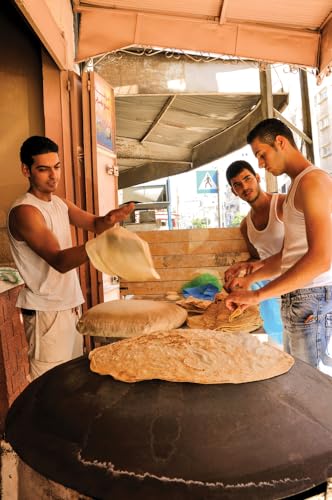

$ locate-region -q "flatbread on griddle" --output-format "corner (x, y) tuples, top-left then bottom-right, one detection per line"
(88, 329), (294, 384)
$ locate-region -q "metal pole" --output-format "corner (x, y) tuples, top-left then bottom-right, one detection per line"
(259, 65), (278, 193)
(217, 169), (222, 227)
(299, 69), (315, 164)
(166, 177), (173, 230)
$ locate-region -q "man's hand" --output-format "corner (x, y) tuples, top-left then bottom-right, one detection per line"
(103, 202), (135, 228)
(226, 275), (252, 292)
(225, 289), (260, 312)
(245, 260), (264, 275)
(224, 262), (248, 283)
(224, 260), (263, 292)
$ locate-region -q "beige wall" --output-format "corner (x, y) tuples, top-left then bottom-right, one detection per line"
(0, 3), (44, 215)
(44, 0), (76, 71)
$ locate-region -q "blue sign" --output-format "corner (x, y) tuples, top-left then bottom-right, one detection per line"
(196, 170), (218, 193)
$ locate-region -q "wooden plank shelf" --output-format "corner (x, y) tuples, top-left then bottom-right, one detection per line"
(121, 227), (249, 297)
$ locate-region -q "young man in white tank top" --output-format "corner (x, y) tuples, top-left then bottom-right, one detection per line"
(225, 119), (332, 376)
(8, 136), (135, 380)
(223, 160), (285, 345)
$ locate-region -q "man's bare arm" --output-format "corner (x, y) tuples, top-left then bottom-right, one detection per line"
(224, 218), (260, 288)
(240, 217), (260, 260)
(65, 200), (135, 233)
(227, 251), (282, 291)
(9, 205), (88, 273)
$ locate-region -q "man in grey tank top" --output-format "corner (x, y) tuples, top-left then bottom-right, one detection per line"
(223, 160), (285, 345)
(8, 136), (135, 380)
(225, 118), (332, 376)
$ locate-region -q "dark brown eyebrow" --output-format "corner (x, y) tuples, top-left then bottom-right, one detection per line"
(36, 162), (61, 168)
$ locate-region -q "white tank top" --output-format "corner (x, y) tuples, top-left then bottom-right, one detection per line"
(281, 165), (332, 288)
(8, 193), (84, 311)
(246, 194), (284, 260)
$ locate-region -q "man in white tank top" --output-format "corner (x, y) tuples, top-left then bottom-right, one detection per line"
(225, 119), (332, 376)
(8, 136), (134, 380)
(223, 160), (285, 345)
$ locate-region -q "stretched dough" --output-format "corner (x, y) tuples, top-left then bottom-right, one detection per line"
(86, 226), (160, 281)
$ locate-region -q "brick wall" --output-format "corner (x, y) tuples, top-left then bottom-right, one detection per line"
(0, 285), (29, 435)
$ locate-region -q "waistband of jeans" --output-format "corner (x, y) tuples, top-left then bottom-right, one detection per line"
(281, 285), (332, 302)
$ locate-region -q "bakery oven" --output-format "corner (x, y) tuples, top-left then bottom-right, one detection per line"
(5, 355), (332, 499)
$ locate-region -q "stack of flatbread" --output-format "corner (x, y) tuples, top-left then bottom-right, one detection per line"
(176, 296), (212, 313)
(77, 300), (188, 338)
(88, 329), (294, 384)
(187, 292), (262, 333)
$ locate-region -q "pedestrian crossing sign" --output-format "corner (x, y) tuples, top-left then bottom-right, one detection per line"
(196, 170), (218, 193)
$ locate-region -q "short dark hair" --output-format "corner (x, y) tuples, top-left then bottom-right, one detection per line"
(20, 136), (59, 169)
(247, 118), (297, 148)
(226, 160), (257, 186)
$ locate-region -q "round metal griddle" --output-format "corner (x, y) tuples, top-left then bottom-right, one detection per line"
(5, 356), (332, 499)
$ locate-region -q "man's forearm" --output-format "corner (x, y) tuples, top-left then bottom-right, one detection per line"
(257, 251), (330, 301)
(93, 203), (135, 234)
(49, 244), (88, 273)
(93, 215), (110, 234)
(244, 252), (281, 285)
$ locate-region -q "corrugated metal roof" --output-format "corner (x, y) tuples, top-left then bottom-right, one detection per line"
(113, 91), (288, 187)
(92, 54), (288, 186)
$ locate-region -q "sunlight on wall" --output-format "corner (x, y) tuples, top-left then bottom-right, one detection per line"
(216, 68), (260, 93)
(167, 79), (186, 91)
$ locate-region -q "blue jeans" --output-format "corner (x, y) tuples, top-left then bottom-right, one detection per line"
(281, 286), (332, 376)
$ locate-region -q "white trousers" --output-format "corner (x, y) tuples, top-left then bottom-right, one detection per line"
(23, 308), (83, 380)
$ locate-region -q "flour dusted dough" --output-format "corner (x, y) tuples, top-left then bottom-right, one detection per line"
(88, 329), (294, 383)
(77, 299), (188, 337)
(86, 226), (160, 281)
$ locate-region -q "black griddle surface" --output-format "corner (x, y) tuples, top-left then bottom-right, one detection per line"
(5, 356), (332, 499)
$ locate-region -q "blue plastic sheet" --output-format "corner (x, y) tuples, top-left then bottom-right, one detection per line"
(182, 284), (219, 300)
(252, 280), (283, 345)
